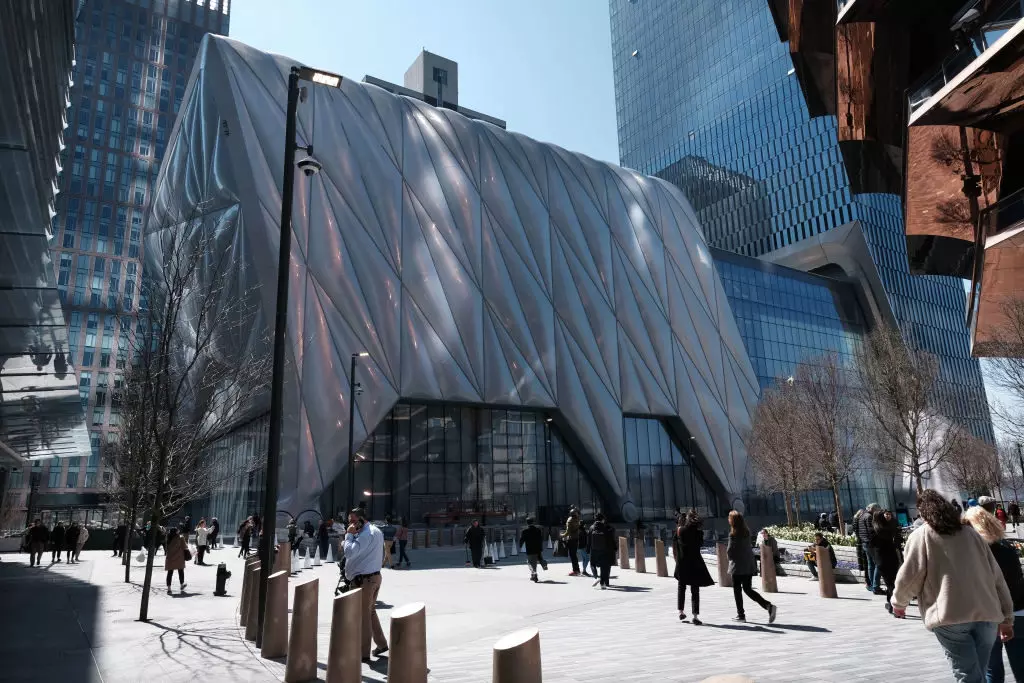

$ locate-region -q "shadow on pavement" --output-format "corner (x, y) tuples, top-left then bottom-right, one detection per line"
(700, 622), (784, 634)
(772, 623), (831, 633)
(0, 557), (100, 682)
(606, 585), (652, 593)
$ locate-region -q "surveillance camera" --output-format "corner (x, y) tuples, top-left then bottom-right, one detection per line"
(297, 156), (322, 177)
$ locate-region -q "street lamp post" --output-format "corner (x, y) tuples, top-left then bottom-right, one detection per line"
(346, 352), (370, 511)
(257, 64), (343, 648)
(688, 435), (697, 511)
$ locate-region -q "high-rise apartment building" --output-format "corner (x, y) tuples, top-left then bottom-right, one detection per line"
(609, 1), (994, 445)
(21, 0), (230, 517)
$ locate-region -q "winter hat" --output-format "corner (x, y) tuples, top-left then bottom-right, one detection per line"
(968, 498), (979, 508)
(978, 496), (996, 507)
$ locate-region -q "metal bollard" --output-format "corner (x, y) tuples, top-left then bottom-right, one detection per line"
(760, 545), (777, 593)
(388, 602), (427, 683)
(285, 578), (319, 682)
(493, 627), (542, 683)
(618, 536), (630, 570)
(634, 538), (647, 573)
(655, 539), (669, 577)
(261, 570), (289, 658)
(326, 588), (362, 683)
(244, 566), (261, 641)
(715, 541), (732, 588)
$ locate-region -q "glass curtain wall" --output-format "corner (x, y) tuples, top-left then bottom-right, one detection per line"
(342, 403), (602, 526)
(187, 415), (269, 530)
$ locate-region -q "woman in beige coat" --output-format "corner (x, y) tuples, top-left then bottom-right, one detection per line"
(164, 527), (188, 594)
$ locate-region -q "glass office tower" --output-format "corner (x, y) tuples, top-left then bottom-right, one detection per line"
(609, 0), (993, 443)
(20, 0), (230, 515)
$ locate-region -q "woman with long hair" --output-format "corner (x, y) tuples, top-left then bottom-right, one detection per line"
(674, 510), (714, 625)
(893, 490), (1013, 682)
(164, 527), (188, 594)
(871, 508), (903, 614)
(963, 506), (1024, 683)
(726, 510), (776, 623)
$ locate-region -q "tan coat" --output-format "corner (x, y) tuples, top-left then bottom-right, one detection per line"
(164, 536), (187, 571)
(893, 524), (1013, 630)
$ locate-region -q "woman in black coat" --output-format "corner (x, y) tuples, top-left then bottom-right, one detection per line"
(587, 514), (617, 589)
(674, 510), (714, 625)
(870, 509), (903, 612)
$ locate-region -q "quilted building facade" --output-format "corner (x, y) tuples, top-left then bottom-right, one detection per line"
(148, 36), (760, 523)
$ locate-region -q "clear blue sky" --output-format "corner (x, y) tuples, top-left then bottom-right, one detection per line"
(229, 0), (620, 164)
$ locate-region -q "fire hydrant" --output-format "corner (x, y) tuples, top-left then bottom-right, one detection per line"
(214, 562), (232, 596)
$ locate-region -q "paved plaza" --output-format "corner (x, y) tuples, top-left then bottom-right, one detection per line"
(0, 544), (964, 682)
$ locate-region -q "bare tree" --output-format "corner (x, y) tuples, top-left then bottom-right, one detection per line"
(0, 489), (22, 531)
(985, 298), (1024, 442)
(945, 434), (1000, 498)
(997, 440), (1024, 506)
(855, 326), (968, 493)
(116, 201), (270, 621)
(747, 379), (815, 526)
(790, 354), (861, 535)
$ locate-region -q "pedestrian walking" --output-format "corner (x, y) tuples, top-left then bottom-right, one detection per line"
(587, 513), (617, 589)
(857, 502), (883, 594)
(65, 521), (81, 564)
(164, 527), (189, 594)
(112, 522), (126, 558)
(871, 508), (904, 614)
(27, 520), (48, 567)
(342, 508), (389, 663)
(394, 518), (411, 568)
(194, 520), (210, 565)
(561, 506), (581, 576)
(1009, 502), (1021, 529)
(674, 510), (713, 625)
(74, 524), (90, 562)
(892, 490), (1013, 683)
(519, 517), (548, 582)
(379, 517), (396, 569)
(464, 519), (486, 568)
(51, 521), (66, 563)
(237, 518), (253, 558)
(963, 506), (1024, 683)
(209, 518), (220, 550)
(578, 520), (593, 578)
(996, 506), (1008, 529)
(726, 511), (776, 624)
(804, 532), (836, 581)
(317, 519), (331, 560)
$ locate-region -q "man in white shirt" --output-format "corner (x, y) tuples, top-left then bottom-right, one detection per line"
(342, 508), (389, 663)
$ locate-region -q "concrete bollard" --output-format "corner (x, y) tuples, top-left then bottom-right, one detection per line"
(618, 536), (630, 570)
(492, 627), (541, 683)
(715, 542), (732, 588)
(655, 539), (669, 577)
(275, 542), (291, 575)
(634, 538), (647, 573)
(388, 602), (427, 683)
(261, 570), (289, 659)
(285, 578), (319, 682)
(326, 588), (362, 683)
(817, 551), (838, 599)
(244, 566), (261, 641)
(760, 545), (777, 593)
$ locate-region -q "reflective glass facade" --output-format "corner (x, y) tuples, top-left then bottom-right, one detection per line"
(20, 0), (230, 504)
(610, 0), (993, 442)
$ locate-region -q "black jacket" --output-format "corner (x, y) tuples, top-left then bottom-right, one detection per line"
(51, 524), (66, 546)
(464, 525), (486, 549)
(870, 513), (902, 569)
(991, 540), (1024, 612)
(28, 525), (49, 545)
(587, 521), (616, 565)
(726, 532), (757, 576)
(65, 526), (80, 547)
(519, 525), (544, 555)
(673, 525), (714, 587)
(856, 512), (875, 545)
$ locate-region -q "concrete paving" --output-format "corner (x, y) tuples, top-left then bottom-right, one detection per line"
(0, 542), (976, 682)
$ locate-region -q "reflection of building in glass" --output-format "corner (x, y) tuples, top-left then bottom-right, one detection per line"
(25, 0), (230, 518)
(0, 1), (91, 526)
(151, 37), (761, 525)
(610, 1), (993, 452)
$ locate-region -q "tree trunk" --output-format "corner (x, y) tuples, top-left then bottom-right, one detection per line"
(793, 491), (802, 526)
(783, 491), (794, 526)
(831, 483), (845, 537)
(139, 447), (168, 622)
(122, 501), (137, 583)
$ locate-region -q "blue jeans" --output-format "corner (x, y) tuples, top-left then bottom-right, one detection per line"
(862, 543), (880, 590)
(933, 621), (998, 683)
(579, 548), (591, 575)
(987, 615), (1024, 683)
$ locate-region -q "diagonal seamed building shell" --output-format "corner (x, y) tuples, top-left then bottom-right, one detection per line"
(146, 35), (760, 519)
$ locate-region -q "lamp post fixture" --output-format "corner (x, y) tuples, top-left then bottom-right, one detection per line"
(257, 63), (343, 648)
(346, 352), (370, 512)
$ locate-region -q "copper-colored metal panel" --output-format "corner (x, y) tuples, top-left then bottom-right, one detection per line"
(905, 125), (1005, 242)
(836, 22), (909, 146)
(974, 228), (1024, 357)
(788, 0), (837, 116)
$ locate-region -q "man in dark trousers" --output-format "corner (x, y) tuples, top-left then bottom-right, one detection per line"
(562, 507), (581, 576)
(519, 517), (547, 582)
(464, 519), (486, 568)
(112, 523), (126, 557)
(51, 521), (66, 563)
(27, 520), (49, 567)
